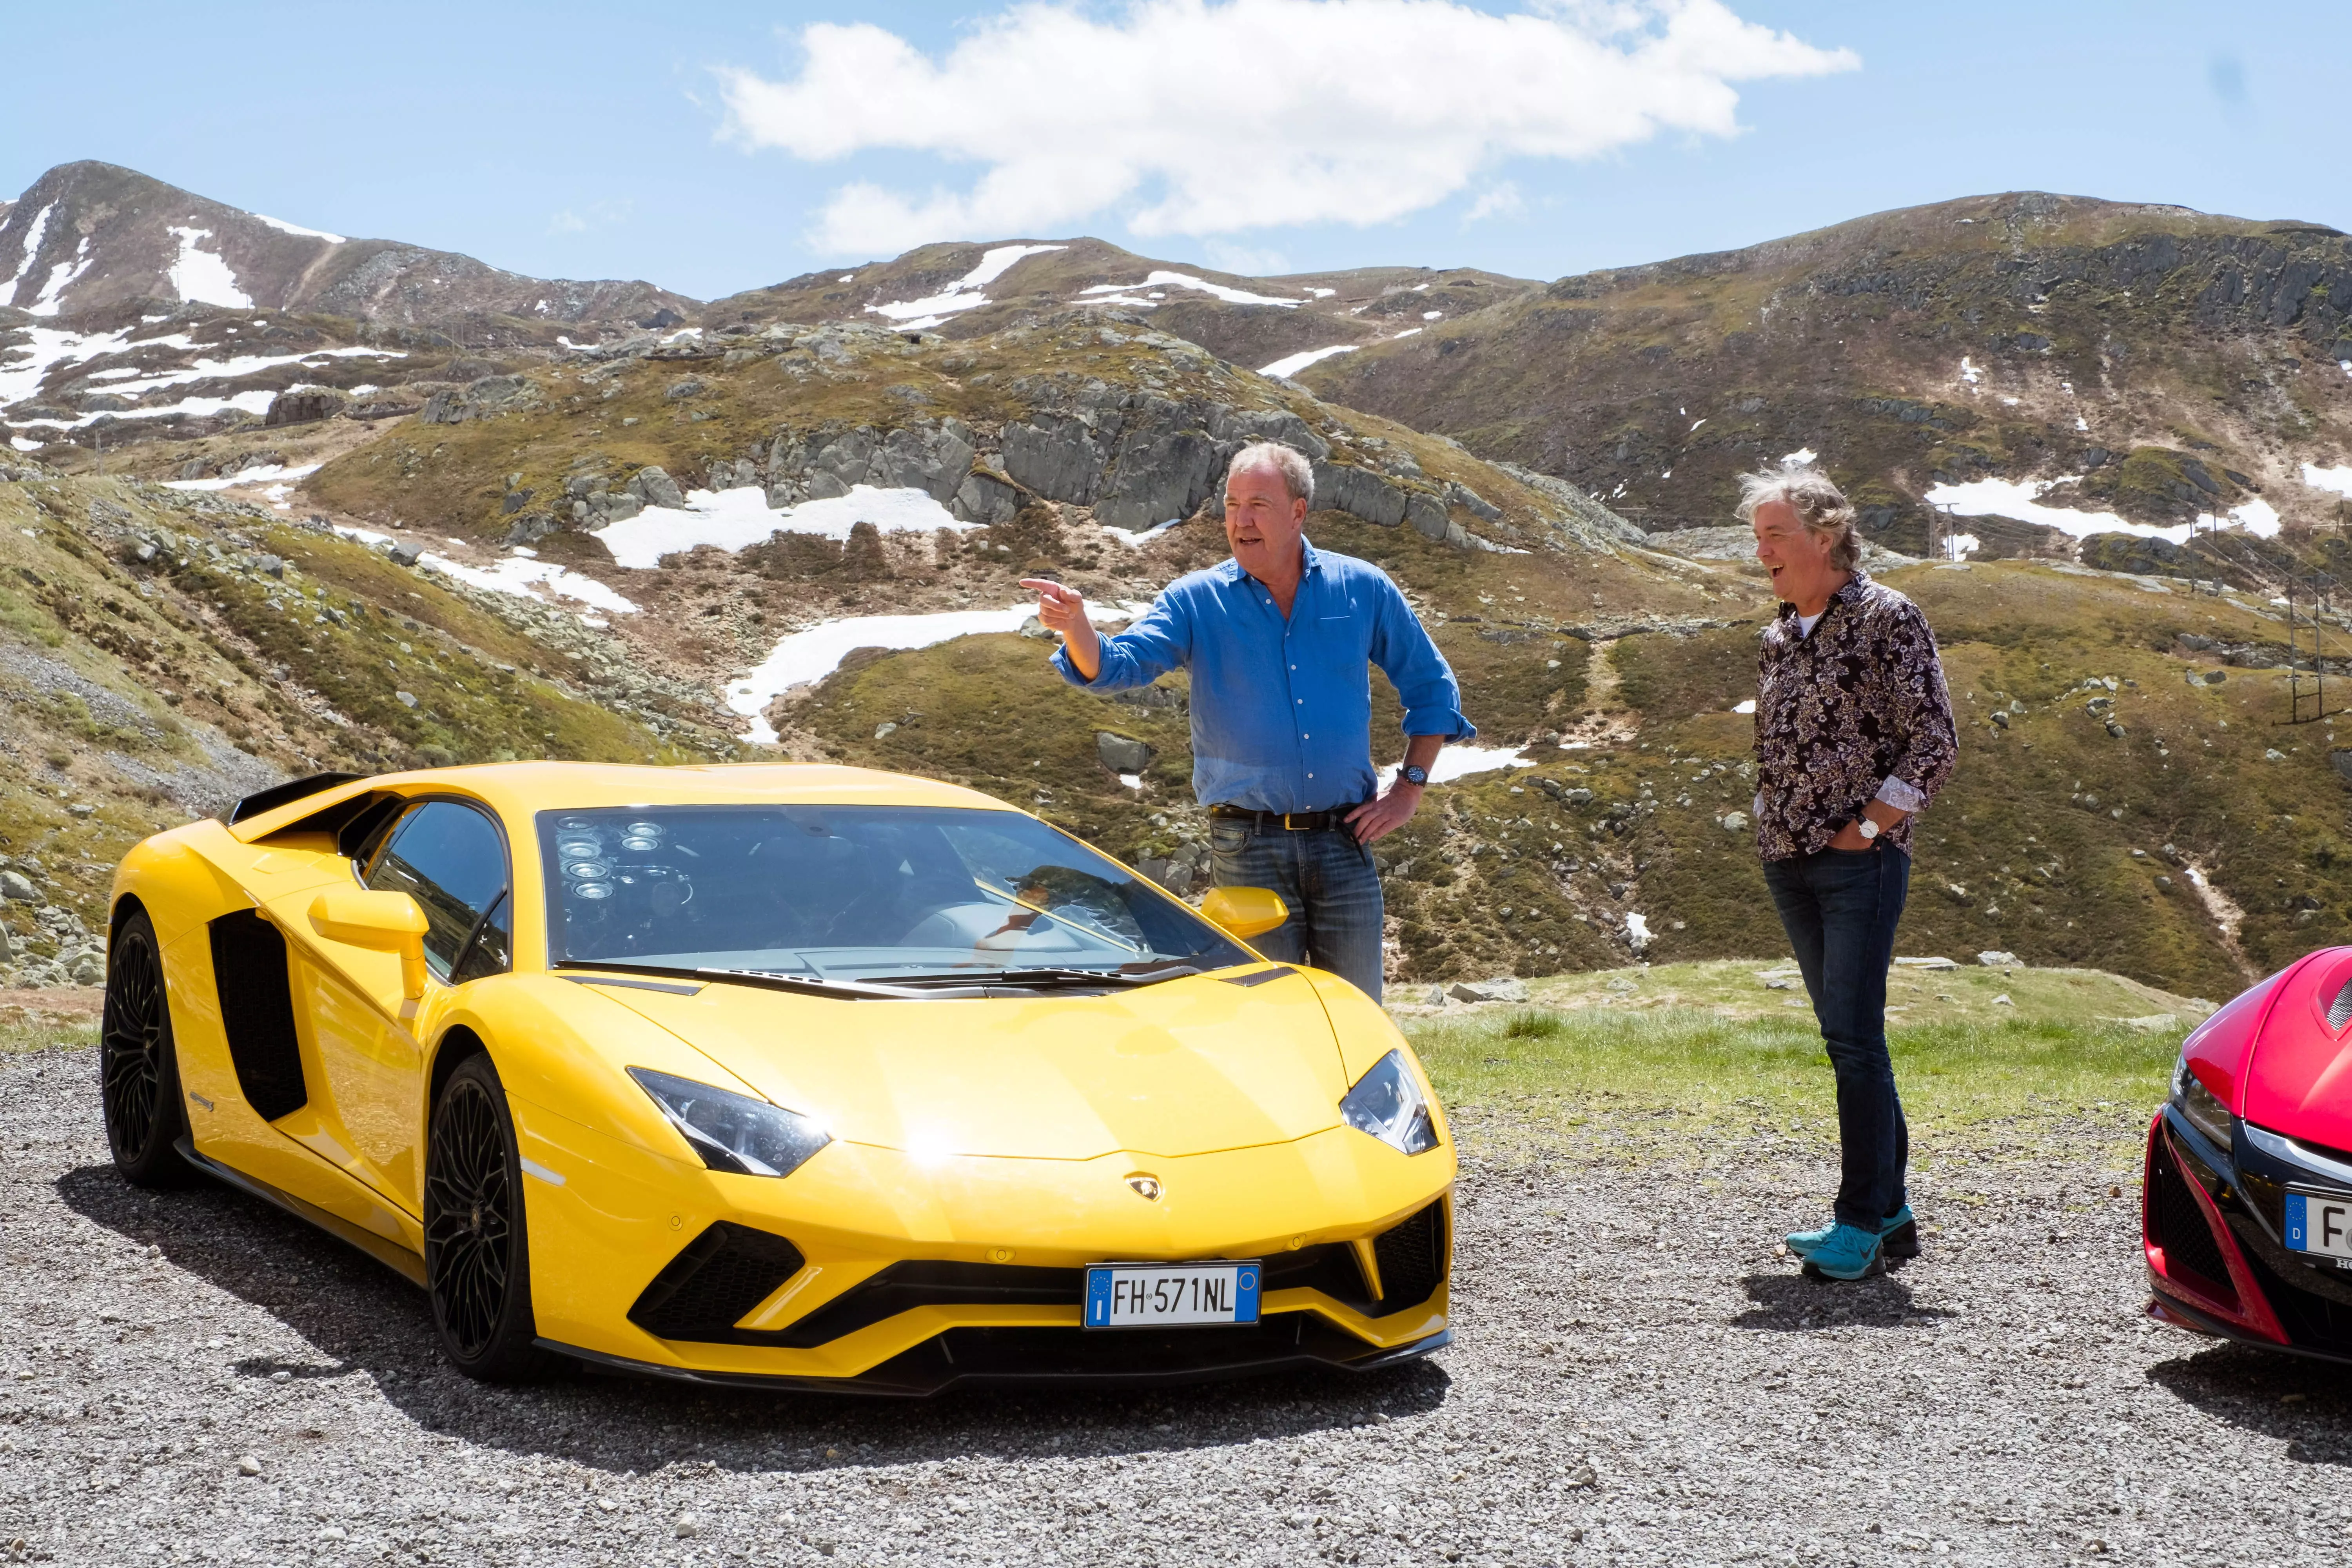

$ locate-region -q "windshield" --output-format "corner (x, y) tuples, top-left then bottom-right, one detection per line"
(537, 804), (1252, 982)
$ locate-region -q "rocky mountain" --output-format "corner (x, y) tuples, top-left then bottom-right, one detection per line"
(706, 237), (1537, 385)
(1, 162), (696, 332)
(13, 168), (2352, 1002)
(1295, 191), (2352, 582)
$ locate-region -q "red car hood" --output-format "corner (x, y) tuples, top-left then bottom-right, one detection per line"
(2240, 948), (2352, 1150)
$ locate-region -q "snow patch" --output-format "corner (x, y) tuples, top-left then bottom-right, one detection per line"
(165, 227), (252, 309)
(26, 237), (92, 316)
(1078, 270), (1301, 308)
(726, 599), (1146, 745)
(254, 214), (347, 244)
(1306, 287), (1335, 299)
(1926, 475), (2283, 546)
(1258, 344), (1357, 379)
(162, 461), (320, 492)
(1944, 532), (1981, 561)
(75, 343), (401, 402)
(1782, 447), (1818, 466)
(592, 484), (971, 572)
(3, 202), (53, 304)
(1376, 745), (1535, 791)
(866, 243), (1066, 328)
(2303, 462), (2352, 500)
(1389, 327), (1422, 340)
(1732, 699), (1756, 715)
(9, 435), (40, 453)
(1958, 357), (1981, 386)
(1101, 517), (1182, 548)
(1625, 912), (1652, 950)
(331, 524), (637, 619)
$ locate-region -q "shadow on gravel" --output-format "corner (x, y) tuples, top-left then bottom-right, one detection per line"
(58, 1162), (1443, 1476)
(1730, 1269), (1956, 1332)
(2147, 1347), (2352, 1466)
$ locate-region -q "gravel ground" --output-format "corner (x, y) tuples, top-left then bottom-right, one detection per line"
(5, 1047), (2350, 1567)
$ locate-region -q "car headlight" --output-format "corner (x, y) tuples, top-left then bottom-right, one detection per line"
(628, 1067), (830, 1178)
(2170, 1054), (2235, 1149)
(1340, 1049), (1439, 1155)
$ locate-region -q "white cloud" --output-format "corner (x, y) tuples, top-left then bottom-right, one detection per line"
(718, 0), (1859, 254)
(1464, 180), (1527, 223)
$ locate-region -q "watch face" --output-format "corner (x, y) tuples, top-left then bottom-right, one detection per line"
(1403, 766), (1428, 786)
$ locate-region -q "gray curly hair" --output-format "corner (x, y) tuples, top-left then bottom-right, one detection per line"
(1736, 464), (1858, 572)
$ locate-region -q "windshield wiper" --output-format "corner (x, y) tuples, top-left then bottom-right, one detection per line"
(871, 965), (1203, 990)
(553, 960), (919, 1001)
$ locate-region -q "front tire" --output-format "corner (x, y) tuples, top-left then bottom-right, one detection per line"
(101, 909), (193, 1187)
(423, 1052), (552, 1381)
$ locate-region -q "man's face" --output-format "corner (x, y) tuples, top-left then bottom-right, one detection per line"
(1224, 463), (1307, 581)
(1752, 498), (1839, 607)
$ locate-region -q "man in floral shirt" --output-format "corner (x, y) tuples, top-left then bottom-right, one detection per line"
(1746, 465), (1957, 1281)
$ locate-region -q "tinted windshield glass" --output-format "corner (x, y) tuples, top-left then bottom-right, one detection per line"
(537, 805), (1251, 980)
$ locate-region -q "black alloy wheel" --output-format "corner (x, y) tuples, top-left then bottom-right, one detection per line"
(423, 1052), (552, 1381)
(101, 909), (192, 1186)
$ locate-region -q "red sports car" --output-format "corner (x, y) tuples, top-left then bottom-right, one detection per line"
(2145, 948), (2352, 1355)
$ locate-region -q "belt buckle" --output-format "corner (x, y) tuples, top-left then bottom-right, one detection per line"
(1282, 811), (1298, 831)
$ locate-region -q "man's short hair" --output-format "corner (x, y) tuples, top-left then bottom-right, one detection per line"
(1227, 441), (1314, 506)
(1737, 463), (1860, 572)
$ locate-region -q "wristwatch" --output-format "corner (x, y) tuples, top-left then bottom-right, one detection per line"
(1400, 764), (1430, 788)
(1856, 817), (1880, 841)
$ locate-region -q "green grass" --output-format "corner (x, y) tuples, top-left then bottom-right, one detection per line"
(1401, 957), (2192, 1158)
(0, 1009), (98, 1054)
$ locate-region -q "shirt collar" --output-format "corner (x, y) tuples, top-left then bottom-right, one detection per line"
(1218, 535), (1320, 584)
(1773, 569), (1871, 625)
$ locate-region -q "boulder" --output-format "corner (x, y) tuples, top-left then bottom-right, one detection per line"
(951, 471), (1020, 526)
(1447, 976), (1528, 1004)
(1976, 950), (2020, 967)
(1310, 461), (1407, 528)
(1403, 491), (1450, 539)
(1096, 732), (1154, 773)
(1445, 481), (1502, 521)
(627, 466), (686, 510)
(0, 871), (40, 904)
(664, 377), (708, 402)
(420, 374), (543, 425)
(1003, 416), (1104, 505)
(1098, 425), (1220, 529)
(814, 428), (877, 488)
(1209, 407), (1330, 461)
(265, 387), (346, 427)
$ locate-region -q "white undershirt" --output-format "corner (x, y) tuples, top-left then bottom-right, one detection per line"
(1796, 610), (1823, 638)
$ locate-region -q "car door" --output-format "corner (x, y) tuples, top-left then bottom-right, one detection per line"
(289, 799), (514, 1213)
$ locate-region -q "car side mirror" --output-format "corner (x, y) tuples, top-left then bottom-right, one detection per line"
(1200, 886), (1288, 941)
(309, 888), (430, 1000)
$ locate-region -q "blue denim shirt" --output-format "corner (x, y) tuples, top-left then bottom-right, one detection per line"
(1051, 539), (1474, 813)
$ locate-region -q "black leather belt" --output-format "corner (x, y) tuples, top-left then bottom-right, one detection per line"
(1209, 803), (1365, 832)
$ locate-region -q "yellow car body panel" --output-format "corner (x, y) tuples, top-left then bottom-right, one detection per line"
(109, 762), (1456, 1391)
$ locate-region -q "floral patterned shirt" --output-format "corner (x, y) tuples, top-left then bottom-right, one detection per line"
(1752, 571), (1956, 861)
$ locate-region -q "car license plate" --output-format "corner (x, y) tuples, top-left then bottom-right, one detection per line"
(1084, 1261), (1261, 1328)
(2285, 1188), (2352, 1262)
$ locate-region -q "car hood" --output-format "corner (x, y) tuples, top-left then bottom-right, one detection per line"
(593, 967), (1352, 1161)
(2241, 948), (2352, 1151)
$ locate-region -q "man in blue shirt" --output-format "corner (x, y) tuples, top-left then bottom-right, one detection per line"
(1023, 441), (1473, 1000)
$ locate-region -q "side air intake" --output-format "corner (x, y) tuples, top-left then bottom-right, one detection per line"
(629, 1223), (806, 1343)
(206, 909), (307, 1121)
(1370, 1200), (1448, 1314)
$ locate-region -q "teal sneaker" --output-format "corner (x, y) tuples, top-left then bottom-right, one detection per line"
(1801, 1224), (1885, 1282)
(1786, 1205), (1917, 1260)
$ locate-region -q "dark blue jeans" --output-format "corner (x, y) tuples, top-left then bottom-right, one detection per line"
(1208, 818), (1385, 1001)
(1762, 845), (1912, 1232)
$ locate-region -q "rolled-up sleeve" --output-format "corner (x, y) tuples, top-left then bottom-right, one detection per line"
(1051, 590), (1192, 691)
(1368, 578), (1475, 741)
(1878, 602), (1956, 810)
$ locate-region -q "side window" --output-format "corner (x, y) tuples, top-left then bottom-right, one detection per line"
(365, 802), (510, 982)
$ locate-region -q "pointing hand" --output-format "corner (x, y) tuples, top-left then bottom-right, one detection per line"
(1020, 578), (1087, 634)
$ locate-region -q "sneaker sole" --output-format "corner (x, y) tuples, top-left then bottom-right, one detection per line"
(1801, 1253), (1885, 1282)
(1881, 1220), (1920, 1259)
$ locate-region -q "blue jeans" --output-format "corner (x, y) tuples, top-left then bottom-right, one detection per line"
(1208, 818), (1385, 1001)
(1762, 845), (1912, 1232)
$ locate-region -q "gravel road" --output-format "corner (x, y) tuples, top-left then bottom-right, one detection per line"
(5, 1046), (2350, 1567)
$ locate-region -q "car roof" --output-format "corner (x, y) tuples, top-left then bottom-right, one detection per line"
(228, 760), (1018, 842)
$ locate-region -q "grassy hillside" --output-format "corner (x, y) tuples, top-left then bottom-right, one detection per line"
(0, 462), (725, 986)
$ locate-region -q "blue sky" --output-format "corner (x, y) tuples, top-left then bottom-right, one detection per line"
(6, 2), (2346, 300)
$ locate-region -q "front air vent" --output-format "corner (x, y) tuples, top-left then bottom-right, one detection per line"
(776, 1261), (1080, 1348)
(2327, 976), (2352, 1033)
(2151, 1144), (2234, 1303)
(207, 910), (307, 1121)
(629, 1222), (806, 1343)
(1370, 1200), (1448, 1314)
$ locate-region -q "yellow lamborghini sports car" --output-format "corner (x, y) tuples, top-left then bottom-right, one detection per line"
(100, 762), (1455, 1393)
